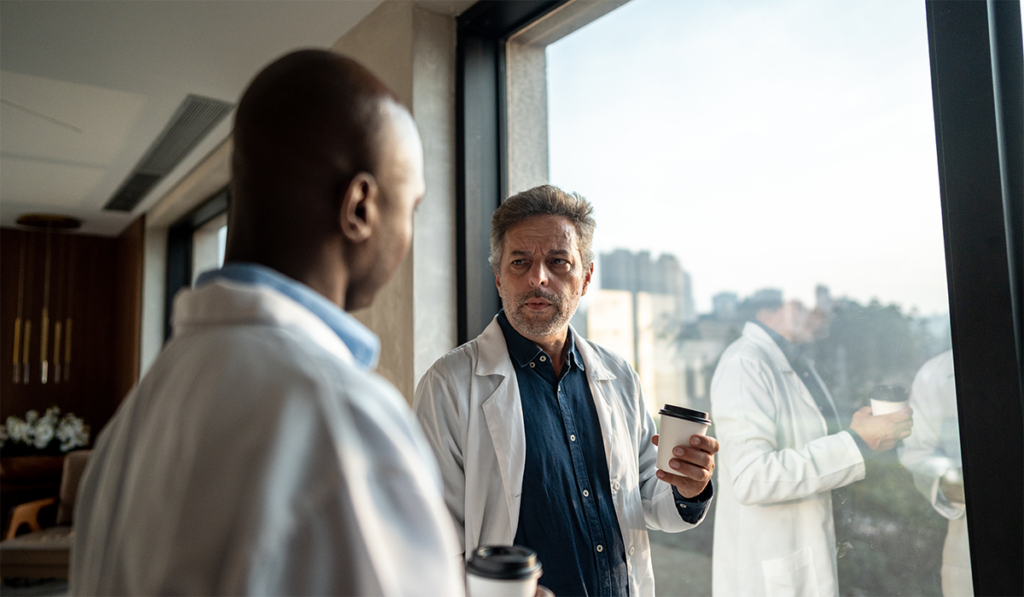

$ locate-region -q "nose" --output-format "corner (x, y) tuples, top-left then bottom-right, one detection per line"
(528, 261), (549, 288)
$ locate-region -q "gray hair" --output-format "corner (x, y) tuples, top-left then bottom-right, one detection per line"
(489, 184), (595, 271)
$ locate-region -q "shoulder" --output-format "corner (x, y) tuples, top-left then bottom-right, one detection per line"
(719, 328), (779, 371)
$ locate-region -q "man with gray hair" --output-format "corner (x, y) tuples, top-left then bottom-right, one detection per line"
(414, 184), (719, 597)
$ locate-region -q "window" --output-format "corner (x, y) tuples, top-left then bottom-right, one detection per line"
(191, 213), (227, 286)
(547, 2), (956, 593)
(164, 187), (228, 340)
(457, 0), (1023, 594)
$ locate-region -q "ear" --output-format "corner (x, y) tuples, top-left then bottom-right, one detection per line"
(494, 267), (503, 299)
(340, 172), (379, 244)
(581, 261), (594, 296)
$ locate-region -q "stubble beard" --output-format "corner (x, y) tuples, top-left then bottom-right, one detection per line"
(504, 288), (577, 339)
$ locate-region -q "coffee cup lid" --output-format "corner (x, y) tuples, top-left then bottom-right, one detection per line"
(659, 404), (711, 425)
(467, 545), (542, 580)
(870, 385), (908, 402)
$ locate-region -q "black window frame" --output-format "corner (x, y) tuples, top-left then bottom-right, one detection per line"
(456, 1), (1024, 594)
(164, 187), (229, 341)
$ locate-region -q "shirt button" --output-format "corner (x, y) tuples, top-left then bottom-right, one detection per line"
(612, 481), (620, 491)
(596, 545), (604, 553)
(540, 356), (547, 362)
(583, 489), (590, 497)
(529, 362), (536, 368)
(570, 434), (576, 442)
(628, 546), (635, 556)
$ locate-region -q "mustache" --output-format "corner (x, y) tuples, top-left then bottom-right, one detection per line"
(517, 289), (561, 306)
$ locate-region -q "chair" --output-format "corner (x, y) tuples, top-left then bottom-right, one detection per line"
(0, 450), (90, 580)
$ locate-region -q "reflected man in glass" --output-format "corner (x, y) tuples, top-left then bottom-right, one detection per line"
(899, 349), (973, 596)
(710, 300), (913, 597)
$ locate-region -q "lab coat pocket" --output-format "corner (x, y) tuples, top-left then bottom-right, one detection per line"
(761, 547), (819, 597)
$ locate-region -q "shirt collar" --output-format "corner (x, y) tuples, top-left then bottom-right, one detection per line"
(496, 310), (584, 371)
(195, 263), (380, 370)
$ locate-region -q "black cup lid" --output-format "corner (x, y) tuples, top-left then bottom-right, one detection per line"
(870, 385), (908, 402)
(467, 545), (542, 580)
(659, 404), (711, 424)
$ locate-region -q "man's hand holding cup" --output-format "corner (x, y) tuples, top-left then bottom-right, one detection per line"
(653, 405), (719, 498)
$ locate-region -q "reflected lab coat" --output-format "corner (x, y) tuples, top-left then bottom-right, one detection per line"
(899, 350), (973, 596)
(71, 279), (464, 596)
(413, 318), (706, 597)
(710, 323), (866, 597)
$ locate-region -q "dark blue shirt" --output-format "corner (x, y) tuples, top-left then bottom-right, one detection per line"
(499, 311), (710, 597)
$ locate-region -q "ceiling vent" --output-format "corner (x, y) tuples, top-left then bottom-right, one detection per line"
(104, 94), (233, 212)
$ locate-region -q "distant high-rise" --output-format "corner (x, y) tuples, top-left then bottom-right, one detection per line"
(594, 249), (696, 415)
(816, 284), (833, 314)
(713, 292), (739, 318)
(600, 249), (695, 322)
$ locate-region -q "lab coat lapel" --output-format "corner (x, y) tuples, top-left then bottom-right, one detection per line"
(744, 322), (829, 437)
(475, 318), (526, 531)
(574, 328), (620, 479)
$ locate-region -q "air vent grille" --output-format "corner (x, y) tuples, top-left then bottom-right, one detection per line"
(104, 94), (233, 212)
(104, 172), (162, 212)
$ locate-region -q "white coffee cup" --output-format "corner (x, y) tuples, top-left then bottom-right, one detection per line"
(657, 404), (711, 474)
(870, 385), (909, 416)
(466, 545), (542, 597)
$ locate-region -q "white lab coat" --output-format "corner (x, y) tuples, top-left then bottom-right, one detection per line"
(71, 279), (464, 596)
(413, 317), (705, 597)
(710, 323), (865, 597)
(899, 350), (973, 596)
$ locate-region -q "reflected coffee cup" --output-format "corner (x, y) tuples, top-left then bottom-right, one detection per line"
(466, 545), (543, 597)
(870, 385), (908, 416)
(656, 404), (711, 473)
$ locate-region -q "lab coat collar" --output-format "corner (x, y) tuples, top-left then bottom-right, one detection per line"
(173, 278), (355, 366)
(195, 263), (380, 370)
(742, 322), (795, 373)
(475, 316), (614, 381)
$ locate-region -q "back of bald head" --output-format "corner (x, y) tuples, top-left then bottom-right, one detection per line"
(230, 49), (400, 256)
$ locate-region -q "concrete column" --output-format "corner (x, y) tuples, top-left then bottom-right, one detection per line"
(332, 2), (458, 402)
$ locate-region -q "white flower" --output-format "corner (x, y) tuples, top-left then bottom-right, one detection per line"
(33, 424), (54, 449)
(56, 413), (90, 452)
(24, 410), (38, 425)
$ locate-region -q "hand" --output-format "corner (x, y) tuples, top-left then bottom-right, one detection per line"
(652, 434), (719, 498)
(940, 468), (966, 503)
(849, 405), (914, 452)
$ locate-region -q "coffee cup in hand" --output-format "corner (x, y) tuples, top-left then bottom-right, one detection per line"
(466, 545), (543, 597)
(656, 404), (711, 473)
(870, 385), (908, 416)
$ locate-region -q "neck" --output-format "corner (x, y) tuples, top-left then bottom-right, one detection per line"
(525, 326), (571, 374)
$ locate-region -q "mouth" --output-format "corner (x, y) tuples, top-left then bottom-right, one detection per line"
(525, 299), (552, 311)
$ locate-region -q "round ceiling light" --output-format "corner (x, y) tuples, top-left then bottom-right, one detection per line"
(15, 214), (83, 230)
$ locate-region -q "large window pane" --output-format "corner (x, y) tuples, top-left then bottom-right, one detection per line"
(546, 0), (968, 595)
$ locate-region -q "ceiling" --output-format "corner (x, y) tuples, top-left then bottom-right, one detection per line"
(0, 0), (386, 236)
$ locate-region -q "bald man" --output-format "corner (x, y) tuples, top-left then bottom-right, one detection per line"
(71, 50), (464, 596)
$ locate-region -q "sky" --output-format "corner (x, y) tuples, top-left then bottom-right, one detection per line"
(547, 0), (952, 316)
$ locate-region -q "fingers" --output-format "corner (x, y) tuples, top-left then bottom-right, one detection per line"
(667, 457), (713, 483)
(652, 434), (659, 447)
(690, 434), (720, 454)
